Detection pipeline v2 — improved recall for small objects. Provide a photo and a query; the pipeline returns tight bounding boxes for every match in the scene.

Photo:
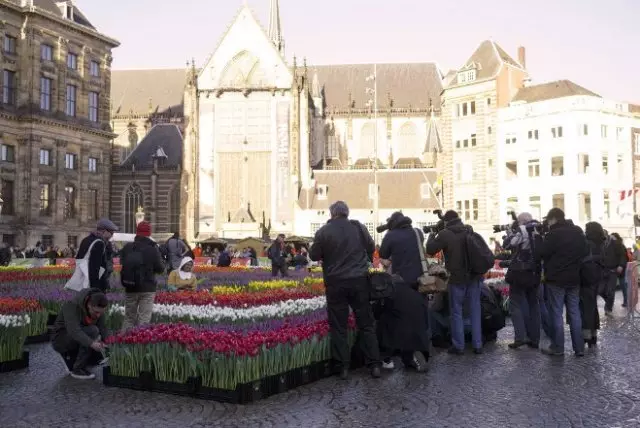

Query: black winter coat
[310,217,373,282]
[539,220,588,288]
[379,216,424,287]
[426,218,479,285]
[119,236,165,293]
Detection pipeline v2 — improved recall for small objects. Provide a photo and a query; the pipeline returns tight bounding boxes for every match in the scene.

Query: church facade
[110,0,445,243]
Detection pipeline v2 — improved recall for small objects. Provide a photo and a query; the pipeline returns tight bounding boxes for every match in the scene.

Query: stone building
[109,1,444,243]
[440,41,528,238]
[0,0,118,248]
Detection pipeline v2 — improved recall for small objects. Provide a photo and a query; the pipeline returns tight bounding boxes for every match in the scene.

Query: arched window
[64,185,77,219]
[124,183,144,233]
[357,122,375,163]
[396,122,419,159]
[169,185,180,234]
[219,51,264,88]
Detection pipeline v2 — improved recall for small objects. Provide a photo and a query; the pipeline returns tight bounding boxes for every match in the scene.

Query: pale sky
[74,0,640,103]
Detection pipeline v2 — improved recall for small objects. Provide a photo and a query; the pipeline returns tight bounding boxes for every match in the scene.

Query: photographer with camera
[501,212,543,350]
[426,210,492,355]
[538,208,588,357]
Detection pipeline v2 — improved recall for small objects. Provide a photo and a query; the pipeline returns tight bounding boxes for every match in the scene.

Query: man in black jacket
[426,210,483,355]
[379,211,424,289]
[119,221,165,331]
[267,234,288,277]
[538,208,587,356]
[51,288,110,380]
[601,231,627,314]
[309,201,381,379]
[75,219,119,291]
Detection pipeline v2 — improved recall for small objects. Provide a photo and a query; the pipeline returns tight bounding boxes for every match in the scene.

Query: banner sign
[276,102,291,223]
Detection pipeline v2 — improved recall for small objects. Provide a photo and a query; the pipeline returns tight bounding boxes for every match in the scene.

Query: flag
[620,189,638,201]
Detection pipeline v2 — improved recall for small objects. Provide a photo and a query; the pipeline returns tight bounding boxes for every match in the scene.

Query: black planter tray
[0,351,29,373]
[25,331,51,345]
[46,313,57,326]
[103,360,337,404]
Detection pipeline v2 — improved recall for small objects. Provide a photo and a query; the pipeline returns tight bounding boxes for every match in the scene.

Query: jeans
[271,264,288,277]
[539,284,554,340]
[449,281,482,350]
[122,292,155,331]
[52,324,101,370]
[510,285,540,344]
[620,275,628,306]
[547,284,583,353]
[325,277,380,367]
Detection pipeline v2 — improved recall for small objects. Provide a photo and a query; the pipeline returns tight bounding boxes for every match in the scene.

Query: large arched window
[169,185,180,234]
[357,122,375,163]
[396,122,419,159]
[219,51,266,88]
[124,183,144,233]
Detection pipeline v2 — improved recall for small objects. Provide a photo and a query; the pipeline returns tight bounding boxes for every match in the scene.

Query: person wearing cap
[75,219,119,292]
[538,207,587,357]
[119,221,165,330]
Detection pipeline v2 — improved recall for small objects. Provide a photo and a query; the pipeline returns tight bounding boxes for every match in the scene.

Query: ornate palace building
[0,0,118,248]
[110,1,444,243]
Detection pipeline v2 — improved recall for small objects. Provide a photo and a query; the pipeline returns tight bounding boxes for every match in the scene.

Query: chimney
[518,46,526,69]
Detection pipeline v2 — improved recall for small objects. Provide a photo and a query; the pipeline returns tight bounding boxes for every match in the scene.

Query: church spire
[268,0,284,55]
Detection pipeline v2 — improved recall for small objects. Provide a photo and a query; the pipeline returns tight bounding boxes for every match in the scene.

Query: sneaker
[382,358,395,370]
[473,348,483,355]
[370,366,381,378]
[70,368,96,380]
[575,351,585,357]
[447,346,464,355]
[411,352,428,373]
[508,341,528,349]
[541,347,564,357]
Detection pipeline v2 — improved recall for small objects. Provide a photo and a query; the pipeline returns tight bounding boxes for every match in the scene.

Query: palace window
[64,185,77,219]
[88,157,98,172]
[552,194,565,212]
[124,183,144,233]
[601,125,608,138]
[65,153,77,170]
[529,196,541,220]
[455,199,479,222]
[65,85,76,116]
[578,154,590,174]
[40,183,51,216]
[0,144,15,163]
[89,60,100,77]
[603,190,611,219]
[2,70,16,105]
[40,44,53,61]
[3,35,16,54]
[616,127,624,141]
[68,235,78,248]
[528,130,539,140]
[67,52,77,70]
[1,179,14,216]
[39,149,51,166]
[634,133,640,154]
[41,235,53,248]
[88,92,99,122]
[40,77,52,111]
[528,159,540,177]
[602,154,609,175]
[505,136,517,145]
[87,189,98,220]
[578,124,588,136]
[551,156,564,176]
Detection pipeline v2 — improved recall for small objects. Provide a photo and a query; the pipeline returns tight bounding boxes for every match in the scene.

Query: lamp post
[366,64,379,243]
[135,206,145,226]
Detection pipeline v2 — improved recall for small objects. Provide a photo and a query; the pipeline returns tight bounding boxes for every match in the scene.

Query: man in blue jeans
[426,210,483,355]
[538,208,588,357]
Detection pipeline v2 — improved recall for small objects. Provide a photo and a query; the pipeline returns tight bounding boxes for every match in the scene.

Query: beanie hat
[136,221,152,237]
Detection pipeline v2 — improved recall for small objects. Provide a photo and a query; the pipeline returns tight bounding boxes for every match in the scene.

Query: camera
[492,211,518,234]
[376,223,390,233]
[422,210,445,234]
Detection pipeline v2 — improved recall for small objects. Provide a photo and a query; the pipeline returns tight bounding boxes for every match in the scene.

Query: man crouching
[51,288,110,379]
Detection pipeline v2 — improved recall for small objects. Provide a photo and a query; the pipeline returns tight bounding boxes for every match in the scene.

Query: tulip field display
[0,297,34,371]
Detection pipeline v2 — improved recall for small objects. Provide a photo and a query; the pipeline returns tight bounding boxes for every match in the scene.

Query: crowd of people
[48,199,635,381]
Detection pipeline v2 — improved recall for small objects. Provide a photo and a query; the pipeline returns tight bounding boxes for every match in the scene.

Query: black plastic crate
[102,367,153,391]
[25,331,51,345]
[153,376,200,396]
[0,351,29,373]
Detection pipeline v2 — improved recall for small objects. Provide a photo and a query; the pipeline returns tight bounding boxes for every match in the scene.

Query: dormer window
[316,184,328,200]
[56,2,74,20]
[457,69,476,84]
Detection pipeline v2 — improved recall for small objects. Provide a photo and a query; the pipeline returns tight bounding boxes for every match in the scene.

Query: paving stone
[2,303,640,427]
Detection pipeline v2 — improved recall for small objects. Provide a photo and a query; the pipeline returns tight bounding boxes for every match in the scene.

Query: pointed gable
[447,40,524,88]
[197,6,292,91]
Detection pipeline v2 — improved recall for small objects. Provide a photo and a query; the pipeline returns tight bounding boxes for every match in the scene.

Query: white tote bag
[64,239,106,291]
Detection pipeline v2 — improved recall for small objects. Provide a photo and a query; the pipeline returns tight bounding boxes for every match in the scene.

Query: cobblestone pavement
[2,296,640,428]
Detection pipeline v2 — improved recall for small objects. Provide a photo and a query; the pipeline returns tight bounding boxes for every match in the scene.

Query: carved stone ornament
[55,139,67,148]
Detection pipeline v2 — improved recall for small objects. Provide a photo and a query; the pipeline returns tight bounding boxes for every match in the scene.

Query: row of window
[0,143,100,172]
[1,179,99,220]
[506,192,610,224]
[452,98,492,118]
[504,124,626,145]
[2,70,100,121]
[504,154,624,179]
[455,199,479,222]
[4,35,101,77]
[0,234,78,249]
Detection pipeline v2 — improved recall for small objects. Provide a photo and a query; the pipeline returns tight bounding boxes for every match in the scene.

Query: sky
[74,0,640,103]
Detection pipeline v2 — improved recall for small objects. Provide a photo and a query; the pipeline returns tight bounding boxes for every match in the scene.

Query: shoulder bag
[414,228,448,294]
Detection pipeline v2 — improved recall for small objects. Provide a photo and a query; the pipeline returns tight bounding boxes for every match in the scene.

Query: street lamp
[365,64,379,243]
[135,206,145,225]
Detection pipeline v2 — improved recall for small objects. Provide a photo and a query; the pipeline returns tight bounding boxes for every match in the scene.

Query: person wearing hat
[119,221,165,330]
[75,219,119,292]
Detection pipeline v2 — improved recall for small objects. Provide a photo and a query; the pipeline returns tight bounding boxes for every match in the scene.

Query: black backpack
[121,244,145,289]
[464,231,495,276]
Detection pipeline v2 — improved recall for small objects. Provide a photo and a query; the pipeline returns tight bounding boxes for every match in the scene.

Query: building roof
[120,124,183,169]
[312,63,443,112]
[424,113,442,153]
[299,169,440,210]
[111,69,187,117]
[511,80,600,103]
[32,1,95,29]
[110,62,443,116]
[446,40,524,88]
